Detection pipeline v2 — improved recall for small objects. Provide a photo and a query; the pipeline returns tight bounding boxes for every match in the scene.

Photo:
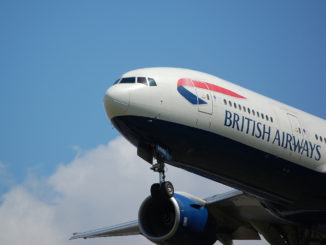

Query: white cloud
[0,137,268,245]
[0,186,61,245]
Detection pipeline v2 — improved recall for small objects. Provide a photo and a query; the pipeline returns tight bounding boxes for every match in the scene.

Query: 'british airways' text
[224,110,322,161]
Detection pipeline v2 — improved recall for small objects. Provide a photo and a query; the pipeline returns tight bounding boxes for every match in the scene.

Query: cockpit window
[137,77,147,85]
[148,78,157,86]
[113,78,120,85]
[120,77,135,84]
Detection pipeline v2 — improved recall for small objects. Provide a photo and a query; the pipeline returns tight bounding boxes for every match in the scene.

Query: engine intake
[138,193,217,245]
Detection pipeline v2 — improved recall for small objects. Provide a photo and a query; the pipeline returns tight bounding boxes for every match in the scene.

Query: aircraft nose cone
[104,85,130,119]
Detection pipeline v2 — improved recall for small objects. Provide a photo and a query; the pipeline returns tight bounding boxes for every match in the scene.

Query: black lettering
[281,131,285,147]
[232,113,240,131]
[224,110,232,127]
[284,133,293,151]
[309,142,316,159]
[255,122,262,139]
[262,125,271,142]
[301,140,309,158]
[251,120,256,137]
[245,117,252,134]
[272,130,281,146]
[240,115,245,132]
[315,145,322,161]
[292,136,303,153]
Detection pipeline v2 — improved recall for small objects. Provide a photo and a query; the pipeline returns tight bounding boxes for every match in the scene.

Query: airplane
[70,67,326,245]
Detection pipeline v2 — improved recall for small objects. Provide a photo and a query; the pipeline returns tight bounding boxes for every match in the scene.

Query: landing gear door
[196,82,213,115]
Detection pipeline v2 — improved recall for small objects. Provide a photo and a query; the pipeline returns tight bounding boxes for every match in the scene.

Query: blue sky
[0,1,326,244]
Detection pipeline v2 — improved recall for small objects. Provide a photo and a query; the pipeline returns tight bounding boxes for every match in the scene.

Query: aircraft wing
[69,190,269,242]
[69,190,325,244]
[203,190,279,241]
[69,220,140,240]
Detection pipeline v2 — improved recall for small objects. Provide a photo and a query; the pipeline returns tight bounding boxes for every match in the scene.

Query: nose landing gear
[150,158,174,200]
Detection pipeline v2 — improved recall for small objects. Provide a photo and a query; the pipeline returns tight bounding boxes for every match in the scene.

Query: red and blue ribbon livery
[177,78,246,105]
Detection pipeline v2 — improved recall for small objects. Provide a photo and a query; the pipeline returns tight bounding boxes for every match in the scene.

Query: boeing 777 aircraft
[70,68,326,245]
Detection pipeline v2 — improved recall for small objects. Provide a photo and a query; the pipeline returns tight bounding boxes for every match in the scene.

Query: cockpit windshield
[120,77,135,84]
[137,77,147,85]
[113,78,120,85]
[148,78,157,86]
[114,77,157,86]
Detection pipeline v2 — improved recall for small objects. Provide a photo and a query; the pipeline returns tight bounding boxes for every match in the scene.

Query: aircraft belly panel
[111,115,326,210]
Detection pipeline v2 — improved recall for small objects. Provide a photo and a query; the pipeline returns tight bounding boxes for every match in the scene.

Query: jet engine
[138,193,217,245]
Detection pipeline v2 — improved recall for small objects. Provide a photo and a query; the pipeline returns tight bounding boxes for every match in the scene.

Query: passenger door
[195,82,213,115]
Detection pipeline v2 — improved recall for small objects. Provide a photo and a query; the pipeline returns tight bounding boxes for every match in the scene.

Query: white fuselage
[104,67,326,210]
[105,67,326,172]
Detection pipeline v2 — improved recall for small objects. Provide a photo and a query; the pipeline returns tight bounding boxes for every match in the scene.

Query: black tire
[161,181,174,199]
[150,183,161,199]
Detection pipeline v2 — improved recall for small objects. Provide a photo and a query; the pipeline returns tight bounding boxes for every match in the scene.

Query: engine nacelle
[138,193,217,245]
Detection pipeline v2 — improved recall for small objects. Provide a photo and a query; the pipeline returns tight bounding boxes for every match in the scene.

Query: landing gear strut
[150,158,174,199]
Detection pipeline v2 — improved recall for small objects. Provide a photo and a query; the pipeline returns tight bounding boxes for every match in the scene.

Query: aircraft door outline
[195,82,213,115]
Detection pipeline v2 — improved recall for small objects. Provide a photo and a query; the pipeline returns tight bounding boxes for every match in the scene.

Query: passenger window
[315,134,319,140]
[224,99,227,105]
[229,101,232,107]
[266,115,269,121]
[248,108,251,114]
[270,117,273,123]
[243,106,246,112]
[137,77,147,85]
[324,138,326,144]
[257,112,260,118]
[148,78,157,86]
[120,77,135,83]
[234,102,237,109]
[261,113,264,119]
[320,136,323,142]
[252,110,255,116]
[238,104,242,110]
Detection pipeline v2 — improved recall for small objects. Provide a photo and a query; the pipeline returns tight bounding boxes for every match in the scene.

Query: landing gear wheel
[150,148,174,200]
[161,181,174,199]
[150,181,174,199]
[150,183,161,199]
